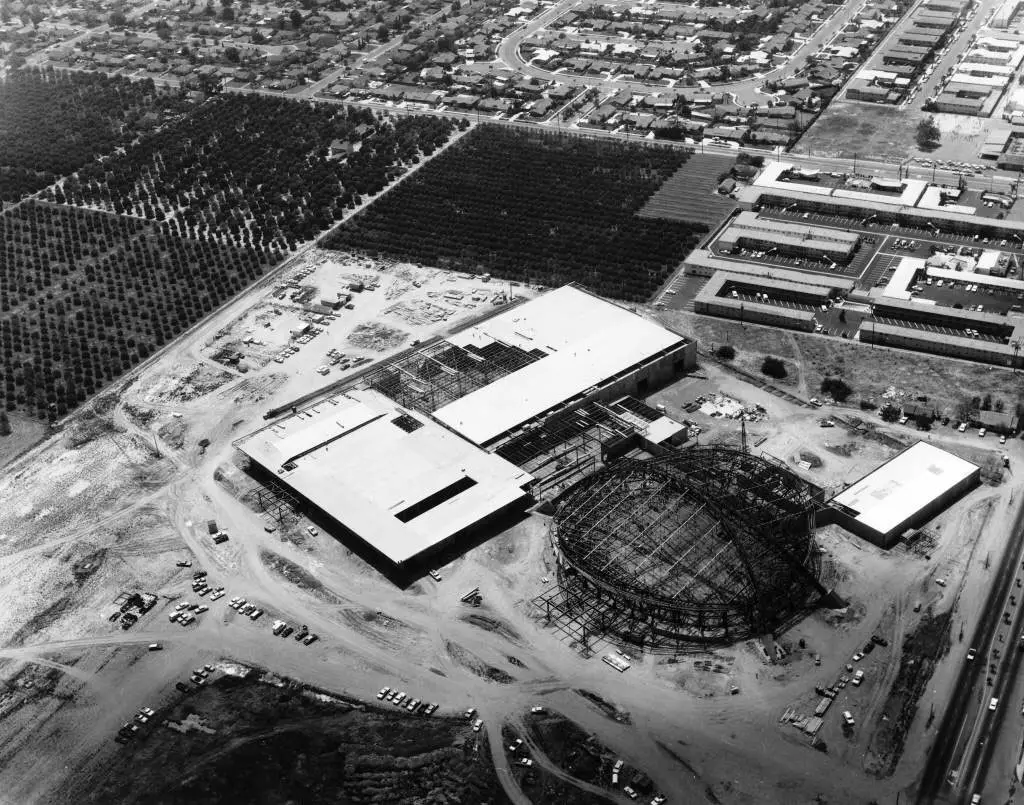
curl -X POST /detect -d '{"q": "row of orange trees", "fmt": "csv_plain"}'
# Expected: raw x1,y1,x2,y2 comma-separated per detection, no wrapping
326,125,707,301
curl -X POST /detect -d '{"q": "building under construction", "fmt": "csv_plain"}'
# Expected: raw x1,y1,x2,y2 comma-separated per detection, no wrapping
238,284,695,569
538,445,837,652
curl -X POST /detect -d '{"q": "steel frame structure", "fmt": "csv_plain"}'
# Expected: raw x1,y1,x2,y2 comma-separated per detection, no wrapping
245,479,302,525
361,338,545,415
540,446,824,650
493,401,641,498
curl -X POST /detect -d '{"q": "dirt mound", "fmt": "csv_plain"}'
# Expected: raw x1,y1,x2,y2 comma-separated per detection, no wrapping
347,322,408,352
444,641,515,684
864,610,953,778
259,550,344,605
460,613,521,644
575,689,631,724
157,418,188,450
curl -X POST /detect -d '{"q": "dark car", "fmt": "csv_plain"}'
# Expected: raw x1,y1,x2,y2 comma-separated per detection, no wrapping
281,626,294,638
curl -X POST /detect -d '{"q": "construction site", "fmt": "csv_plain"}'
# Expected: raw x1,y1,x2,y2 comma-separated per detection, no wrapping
538,447,836,654
0,238,1021,805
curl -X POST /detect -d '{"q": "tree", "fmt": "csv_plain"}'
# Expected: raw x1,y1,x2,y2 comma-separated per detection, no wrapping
880,404,900,423
155,19,172,40
109,10,127,27
916,116,940,150
289,9,304,28
715,344,736,360
761,355,787,379
914,413,932,431
0,410,10,436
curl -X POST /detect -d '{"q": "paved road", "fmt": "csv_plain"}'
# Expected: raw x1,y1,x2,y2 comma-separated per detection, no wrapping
916,496,1024,804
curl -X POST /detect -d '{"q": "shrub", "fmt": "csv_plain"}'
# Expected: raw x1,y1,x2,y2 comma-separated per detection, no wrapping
715,344,736,360
880,404,900,423
761,356,787,379
820,376,852,403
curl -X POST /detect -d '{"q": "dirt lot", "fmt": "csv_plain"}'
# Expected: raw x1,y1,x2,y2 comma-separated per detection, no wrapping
795,101,925,162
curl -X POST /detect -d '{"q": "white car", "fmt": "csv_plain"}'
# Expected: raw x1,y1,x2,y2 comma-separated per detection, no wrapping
967,648,977,661
958,423,968,433
936,578,947,587
530,706,545,714
843,710,855,725
852,652,863,662
990,697,999,711
377,687,390,700
472,718,483,732
1000,435,1007,445
306,525,318,536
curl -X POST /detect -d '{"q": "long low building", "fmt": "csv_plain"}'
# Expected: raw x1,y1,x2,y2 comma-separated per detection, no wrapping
829,441,979,547
738,162,1024,237
236,387,533,566
716,210,861,263
693,270,847,331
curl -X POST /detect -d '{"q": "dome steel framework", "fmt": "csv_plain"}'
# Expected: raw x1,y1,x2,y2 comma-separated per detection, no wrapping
542,446,829,650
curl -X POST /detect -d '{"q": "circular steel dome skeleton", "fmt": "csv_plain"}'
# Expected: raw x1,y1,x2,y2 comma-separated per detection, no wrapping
550,446,829,649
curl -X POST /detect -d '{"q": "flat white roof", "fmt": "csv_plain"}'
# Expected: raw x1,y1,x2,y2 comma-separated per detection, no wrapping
832,441,978,537
754,162,927,208
434,286,687,445
237,388,532,564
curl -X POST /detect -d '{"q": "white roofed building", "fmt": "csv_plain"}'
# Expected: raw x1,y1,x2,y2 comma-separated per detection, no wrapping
828,441,980,547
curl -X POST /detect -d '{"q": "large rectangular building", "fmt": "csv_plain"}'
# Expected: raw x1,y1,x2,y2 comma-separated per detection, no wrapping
237,388,533,566
238,284,695,568
432,285,694,446
829,441,980,547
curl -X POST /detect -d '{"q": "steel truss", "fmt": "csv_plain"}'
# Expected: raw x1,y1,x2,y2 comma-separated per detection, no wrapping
361,337,545,415
538,446,826,650
244,479,302,525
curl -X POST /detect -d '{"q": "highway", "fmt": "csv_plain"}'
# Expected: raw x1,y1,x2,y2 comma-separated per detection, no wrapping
916,495,1024,804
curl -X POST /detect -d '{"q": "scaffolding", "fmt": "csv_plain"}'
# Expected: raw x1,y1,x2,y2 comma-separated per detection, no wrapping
536,446,827,652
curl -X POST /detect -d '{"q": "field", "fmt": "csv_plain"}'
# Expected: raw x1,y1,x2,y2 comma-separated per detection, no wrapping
53,94,458,250
0,69,196,204
325,125,709,301
658,309,1024,417
637,153,738,226
0,201,278,418
795,101,924,162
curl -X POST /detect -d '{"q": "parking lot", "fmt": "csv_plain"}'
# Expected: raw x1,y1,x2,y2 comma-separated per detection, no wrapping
706,240,864,278
730,289,819,312
872,314,1007,344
